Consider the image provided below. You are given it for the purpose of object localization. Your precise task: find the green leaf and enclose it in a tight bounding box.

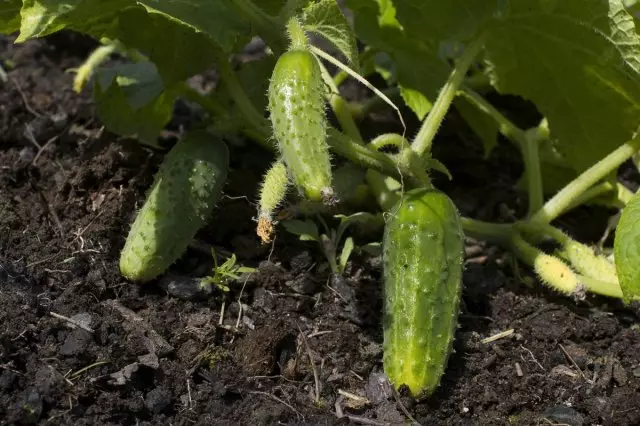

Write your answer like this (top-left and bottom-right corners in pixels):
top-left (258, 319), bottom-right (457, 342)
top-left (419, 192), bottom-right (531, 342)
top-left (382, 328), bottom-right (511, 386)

top-left (0, 0), bottom-right (22, 33)
top-left (338, 236), bottom-right (354, 272)
top-left (614, 190), bottom-right (640, 303)
top-left (218, 55), bottom-right (276, 116)
top-left (517, 138), bottom-right (579, 195)
top-left (454, 96), bottom-right (498, 156)
top-left (135, 0), bottom-right (249, 53)
top-left (393, 0), bottom-right (497, 42)
top-left (94, 61), bottom-right (178, 146)
top-left (359, 241), bottom-right (382, 256)
top-left (282, 219), bottom-right (320, 241)
top-left (301, 0), bottom-right (359, 69)
top-left (426, 157), bottom-right (452, 180)
top-left (14, 1), bottom-right (251, 83)
top-left (346, 0), bottom-right (450, 119)
top-left (484, 0), bottom-right (640, 172)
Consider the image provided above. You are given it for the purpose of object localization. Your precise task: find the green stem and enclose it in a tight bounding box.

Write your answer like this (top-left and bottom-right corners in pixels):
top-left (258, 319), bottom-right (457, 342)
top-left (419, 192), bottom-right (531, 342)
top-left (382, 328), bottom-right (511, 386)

top-left (459, 86), bottom-right (526, 146)
top-left (564, 181), bottom-right (616, 213)
top-left (617, 183), bottom-right (635, 205)
top-left (412, 34), bottom-right (485, 158)
top-left (73, 43), bottom-right (118, 93)
top-left (317, 59), bottom-right (364, 144)
top-left (231, 0), bottom-right (286, 54)
top-left (369, 133), bottom-right (407, 151)
top-left (459, 87), bottom-right (547, 215)
top-left (286, 17), bottom-right (307, 50)
top-left (460, 217), bottom-right (513, 245)
top-left (326, 128), bottom-right (403, 179)
top-left (530, 135), bottom-right (640, 224)
top-left (214, 50), bottom-right (271, 138)
top-left (349, 87), bottom-right (402, 121)
top-left (578, 274), bottom-right (623, 299)
top-left (523, 128), bottom-right (544, 216)
top-left (331, 96), bottom-right (365, 144)
top-left (178, 84), bottom-right (227, 117)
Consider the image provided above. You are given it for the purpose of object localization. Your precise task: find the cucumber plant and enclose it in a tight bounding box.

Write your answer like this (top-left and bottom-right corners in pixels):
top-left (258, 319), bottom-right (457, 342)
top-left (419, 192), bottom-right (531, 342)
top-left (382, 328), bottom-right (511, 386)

top-left (3, 0), bottom-right (640, 400)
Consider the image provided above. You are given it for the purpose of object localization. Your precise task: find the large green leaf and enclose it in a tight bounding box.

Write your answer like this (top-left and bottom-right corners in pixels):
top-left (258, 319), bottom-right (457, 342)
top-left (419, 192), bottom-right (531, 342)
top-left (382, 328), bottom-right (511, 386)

top-left (136, 1), bottom-right (248, 53)
top-left (346, 0), bottom-right (449, 119)
top-left (107, 6), bottom-right (218, 84)
top-left (484, 0), bottom-right (640, 172)
top-left (393, 0), bottom-right (497, 42)
top-left (0, 0), bottom-right (22, 33)
top-left (14, 1), bottom-right (252, 83)
top-left (614, 189), bottom-right (640, 303)
top-left (94, 61), bottom-right (178, 146)
top-left (301, 0), bottom-right (359, 69)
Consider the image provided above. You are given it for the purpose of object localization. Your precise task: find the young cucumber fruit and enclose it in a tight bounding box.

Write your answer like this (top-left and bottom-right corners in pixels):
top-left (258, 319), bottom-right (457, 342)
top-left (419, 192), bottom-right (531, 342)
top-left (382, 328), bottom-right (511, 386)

top-left (268, 48), bottom-right (334, 204)
top-left (383, 188), bottom-right (464, 397)
top-left (120, 131), bottom-right (229, 282)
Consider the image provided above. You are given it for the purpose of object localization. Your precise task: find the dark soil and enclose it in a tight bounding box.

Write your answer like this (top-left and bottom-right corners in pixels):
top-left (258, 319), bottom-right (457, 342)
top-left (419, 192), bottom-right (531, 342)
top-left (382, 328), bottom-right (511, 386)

top-left (2, 32), bottom-right (640, 426)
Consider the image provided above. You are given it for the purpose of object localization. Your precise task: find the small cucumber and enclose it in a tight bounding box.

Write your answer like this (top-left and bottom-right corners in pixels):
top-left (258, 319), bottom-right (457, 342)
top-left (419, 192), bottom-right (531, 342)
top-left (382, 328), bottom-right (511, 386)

top-left (383, 188), bottom-right (464, 397)
top-left (257, 160), bottom-right (290, 243)
top-left (268, 47), bottom-right (334, 203)
top-left (120, 131), bottom-right (229, 282)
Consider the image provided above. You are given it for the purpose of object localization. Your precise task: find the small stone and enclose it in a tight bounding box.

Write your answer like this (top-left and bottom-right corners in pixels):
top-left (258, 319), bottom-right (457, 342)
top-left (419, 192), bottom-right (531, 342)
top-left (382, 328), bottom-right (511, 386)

top-left (20, 389), bottom-right (43, 423)
top-left (366, 371), bottom-right (394, 405)
top-left (110, 363), bottom-right (140, 386)
top-left (138, 353), bottom-right (160, 369)
top-left (562, 343), bottom-right (589, 369)
top-left (330, 274), bottom-right (356, 303)
top-left (542, 405), bottom-right (585, 426)
top-left (60, 329), bottom-right (91, 356)
top-left (161, 274), bottom-right (204, 300)
top-left (253, 287), bottom-right (274, 312)
top-left (145, 387), bottom-right (172, 414)
top-left (612, 360), bottom-right (627, 386)
top-left (285, 275), bottom-right (318, 295)
top-left (0, 370), bottom-right (18, 390)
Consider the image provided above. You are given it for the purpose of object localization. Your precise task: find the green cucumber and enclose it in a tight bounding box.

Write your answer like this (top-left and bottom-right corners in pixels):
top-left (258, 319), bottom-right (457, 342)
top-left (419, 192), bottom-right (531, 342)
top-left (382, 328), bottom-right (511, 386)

top-left (383, 188), bottom-right (464, 397)
top-left (267, 47), bottom-right (334, 203)
top-left (120, 131), bottom-right (229, 282)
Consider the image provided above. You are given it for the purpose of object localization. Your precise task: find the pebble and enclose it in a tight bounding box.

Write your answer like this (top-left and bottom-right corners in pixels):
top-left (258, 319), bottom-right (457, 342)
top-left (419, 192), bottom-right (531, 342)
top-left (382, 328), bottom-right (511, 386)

top-left (145, 387), bottom-right (172, 414)
top-left (542, 405), bottom-right (584, 426)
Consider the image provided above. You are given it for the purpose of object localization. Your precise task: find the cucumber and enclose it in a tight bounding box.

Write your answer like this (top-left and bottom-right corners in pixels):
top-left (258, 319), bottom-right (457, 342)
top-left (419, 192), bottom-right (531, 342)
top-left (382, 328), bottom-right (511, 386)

top-left (383, 188), bottom-right (464, 397)
top-left (257, 160), bottom-right (290, 243)
top-left (120, 131), bottom-right (229, 282)
top-left (267, 47), bottom-right (334, 203)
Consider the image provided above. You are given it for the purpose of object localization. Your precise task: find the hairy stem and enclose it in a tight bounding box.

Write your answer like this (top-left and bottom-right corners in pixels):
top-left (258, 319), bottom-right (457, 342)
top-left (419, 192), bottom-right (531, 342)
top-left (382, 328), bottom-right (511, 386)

top-left (214, 51), bottom-right (272, 138)
top-left (459, 217), bottom-right (513, 245)
top-left (459, 86), bottom-right (526, 146)
top-left (530, 135), bottom-right (640, 224)
top-left (523, 128), bottom-right (544, 216)
top-left (73, 43), bottom-right (118, 93)
top-left (412, 34), bottom-right (485, 158)
top-left (317, 59), bottom-right (364, 144)
top-left (178, 84), bottom-right (227, 117)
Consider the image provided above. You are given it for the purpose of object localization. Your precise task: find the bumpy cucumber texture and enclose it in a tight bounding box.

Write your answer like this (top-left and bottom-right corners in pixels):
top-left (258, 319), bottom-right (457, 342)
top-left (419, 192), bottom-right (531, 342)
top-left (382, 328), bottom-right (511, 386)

top-left (120, 131), bottom-right (229, 282)
top-left (383, 188), bottom-right (464, 397)
top-left (268, 48), bottom-right (334, 203)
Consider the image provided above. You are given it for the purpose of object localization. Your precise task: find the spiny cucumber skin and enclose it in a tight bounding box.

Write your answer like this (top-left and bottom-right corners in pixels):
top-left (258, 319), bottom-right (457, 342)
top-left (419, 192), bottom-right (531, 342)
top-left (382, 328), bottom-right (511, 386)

top-left (268, 49), bottom-right (333, 203)
top-left (119, 131), bottom-right (229, 282)
top-left (534, 254), bottom-right (581, 295)
top-left (383, 188), bottom-right (464, 397)
top-left (259, 160), bottom-right (289, 218)
top-left (558, 241), bottom-right (618, 284)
